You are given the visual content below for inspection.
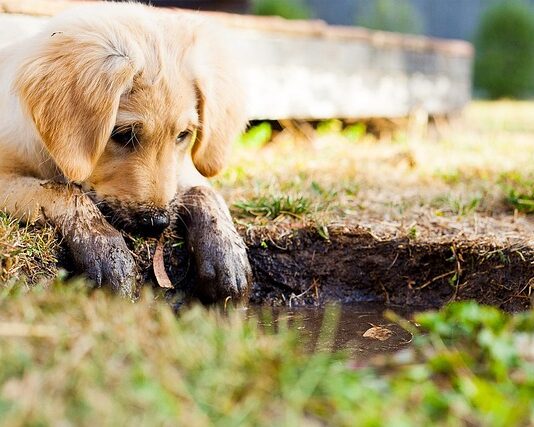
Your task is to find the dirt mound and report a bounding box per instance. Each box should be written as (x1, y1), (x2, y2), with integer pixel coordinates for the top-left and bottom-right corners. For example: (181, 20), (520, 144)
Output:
(135, 225), (533, 311)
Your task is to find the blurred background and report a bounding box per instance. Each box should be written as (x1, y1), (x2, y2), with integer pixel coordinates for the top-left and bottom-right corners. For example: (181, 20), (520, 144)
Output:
(3, 0), (533, 221)
(136, 0), (534, 100)
(144, 0), (496, 39)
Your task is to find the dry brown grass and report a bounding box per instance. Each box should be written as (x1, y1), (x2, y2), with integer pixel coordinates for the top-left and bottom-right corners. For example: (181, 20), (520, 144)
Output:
(0, 212), (58, 283)
(220, 101), (534, 245)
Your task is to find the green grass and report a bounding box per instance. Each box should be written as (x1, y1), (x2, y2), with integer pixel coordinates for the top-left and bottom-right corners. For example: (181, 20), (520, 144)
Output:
(432, 194), (483, 217)
(316, 119), (367, 142)
(500, 172), (534, 213)
(217, 102), (534, 231)
(507, 189), (534, 213)
(238, 122), (273, 149)
(234, 194), (311, 219)
(0, 282), (534, 426)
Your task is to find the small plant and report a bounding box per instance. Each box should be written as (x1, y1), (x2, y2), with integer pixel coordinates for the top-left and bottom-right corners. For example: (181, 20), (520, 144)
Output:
(238, 122), (272, 148)
(433, 194), (482, 216)
(234, 195), (311, 219)
(434, 169), (470, 186)
(506, 189), (534, 213)
(316, 119), (343, 136)
(316, 224), (330, 241)
(452, 196), (482, 216)
(342, 122), (367, 142)
(316, 120), (367, 143)
(310, 181), (338, 200)
(474, 0), (534, 99)
(250, 0), (311, 20)
(500, 172), (534, 213)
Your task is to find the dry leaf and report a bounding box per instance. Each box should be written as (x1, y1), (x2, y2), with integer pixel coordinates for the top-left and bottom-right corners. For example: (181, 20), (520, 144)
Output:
(363, 326), (393, 341)
(153, 240), (174, 289)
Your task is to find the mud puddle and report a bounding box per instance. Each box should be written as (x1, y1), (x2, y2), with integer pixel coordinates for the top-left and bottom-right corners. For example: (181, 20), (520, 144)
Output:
(248, 304), (414, 359)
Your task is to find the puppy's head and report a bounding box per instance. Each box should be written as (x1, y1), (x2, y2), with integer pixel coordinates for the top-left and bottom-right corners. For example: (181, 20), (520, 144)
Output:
(16, 4), (245, 236)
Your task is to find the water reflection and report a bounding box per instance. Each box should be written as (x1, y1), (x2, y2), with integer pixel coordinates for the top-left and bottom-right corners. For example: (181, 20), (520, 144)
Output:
(249, 304), (414, 360)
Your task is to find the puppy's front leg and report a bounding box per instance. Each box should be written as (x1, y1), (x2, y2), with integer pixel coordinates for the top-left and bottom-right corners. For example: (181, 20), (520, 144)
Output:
(173, 186), (252, 303)
(0, 175), (137, 297)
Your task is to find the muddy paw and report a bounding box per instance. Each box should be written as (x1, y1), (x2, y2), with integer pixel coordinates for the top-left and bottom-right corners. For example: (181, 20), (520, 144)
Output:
(175, 186), (252, 304)
(189, 223), (252, 303)
(64, 225), (138, 299)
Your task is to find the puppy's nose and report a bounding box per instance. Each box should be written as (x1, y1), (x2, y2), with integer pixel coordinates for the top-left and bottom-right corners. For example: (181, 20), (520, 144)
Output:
(138, 211), (170, 236)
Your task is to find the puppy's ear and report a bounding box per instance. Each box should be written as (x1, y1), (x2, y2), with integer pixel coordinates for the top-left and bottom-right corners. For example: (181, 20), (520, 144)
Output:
(188, 23), (247, 177)
(16, 31), (141, 182)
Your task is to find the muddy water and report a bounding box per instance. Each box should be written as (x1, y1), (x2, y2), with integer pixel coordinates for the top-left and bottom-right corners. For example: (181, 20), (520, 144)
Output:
(249, 304), (414, 359)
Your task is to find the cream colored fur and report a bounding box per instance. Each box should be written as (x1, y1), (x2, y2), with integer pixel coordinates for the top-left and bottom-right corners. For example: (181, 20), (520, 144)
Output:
(0, 2), (249, 296)
(0, 1), (246, 223)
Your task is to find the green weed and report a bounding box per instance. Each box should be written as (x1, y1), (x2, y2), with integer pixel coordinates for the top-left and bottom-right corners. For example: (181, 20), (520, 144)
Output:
(433, 194), (482, 216)
(316, 120), (366, 143)
(342, 122), (367, 142)
(316, 119), (343, 135)
(238, 122), (272, 149)
(234, 195), (311, 219)
(507, 189), (534, 213)
(499, 172), (534, 213)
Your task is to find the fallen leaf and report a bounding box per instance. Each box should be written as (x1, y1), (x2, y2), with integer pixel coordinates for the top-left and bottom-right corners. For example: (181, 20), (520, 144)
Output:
(363, 326), (393, 341)
(153, 239), (174, 289)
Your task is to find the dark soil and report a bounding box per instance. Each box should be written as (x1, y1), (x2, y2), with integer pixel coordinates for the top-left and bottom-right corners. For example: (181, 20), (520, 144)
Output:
(133, 225), (534, 312)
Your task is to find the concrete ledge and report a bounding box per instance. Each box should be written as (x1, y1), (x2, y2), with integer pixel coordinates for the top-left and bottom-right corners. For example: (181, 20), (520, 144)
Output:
(0, 1), (474, 120)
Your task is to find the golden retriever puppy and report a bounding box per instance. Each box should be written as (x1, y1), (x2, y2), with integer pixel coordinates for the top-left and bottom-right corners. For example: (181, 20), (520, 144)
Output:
(0, 2), (252, 301)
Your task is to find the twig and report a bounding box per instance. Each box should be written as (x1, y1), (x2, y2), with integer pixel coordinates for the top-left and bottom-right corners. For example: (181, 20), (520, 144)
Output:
(387, 252), (400, 270)
(414, 270), (456, 290)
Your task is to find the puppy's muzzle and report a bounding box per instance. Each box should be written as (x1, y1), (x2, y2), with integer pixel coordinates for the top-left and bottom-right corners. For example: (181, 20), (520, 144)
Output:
(135, 210), (170, 237)
(94, 197), (170, 237)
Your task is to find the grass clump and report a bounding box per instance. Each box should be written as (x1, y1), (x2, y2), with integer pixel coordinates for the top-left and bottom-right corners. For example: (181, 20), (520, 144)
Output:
(500, 172), (534, 213)
(316, 119), (367, 143)
(0, 212), (58, 282)
(238, 122), (273, 149)
(506, 189), (534, 213)
(1, 283), (534, 426)
(405, 302), (534, 426)
(234, 194), (311, 219)
(432, 194), (483, 217)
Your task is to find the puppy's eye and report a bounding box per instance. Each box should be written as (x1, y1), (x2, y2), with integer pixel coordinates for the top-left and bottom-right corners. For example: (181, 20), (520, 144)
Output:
(111, 126), (140, 149)
(176, 130), (191, 144)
